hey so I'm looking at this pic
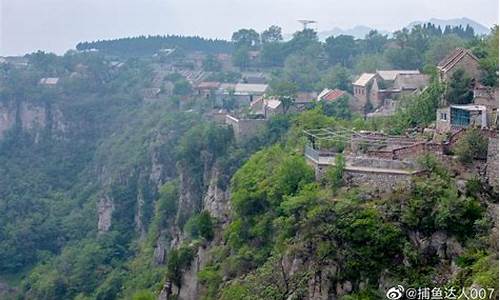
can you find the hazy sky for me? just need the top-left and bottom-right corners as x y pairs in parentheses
(1, 0), (498, 56)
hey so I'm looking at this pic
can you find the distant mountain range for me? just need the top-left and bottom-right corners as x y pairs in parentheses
(407, 17), (490, 35)
(285, 17), (491, 40)
(317, 26), (390, 40)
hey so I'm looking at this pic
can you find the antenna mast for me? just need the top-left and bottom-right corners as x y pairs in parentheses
(298, 20), (317, 30)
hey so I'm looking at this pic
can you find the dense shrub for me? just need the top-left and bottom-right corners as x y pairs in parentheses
(454, 128), (488, 163)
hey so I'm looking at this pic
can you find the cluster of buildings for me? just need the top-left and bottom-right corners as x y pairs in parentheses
(351, 48), (498, 134)
(301, 47), (499, 191)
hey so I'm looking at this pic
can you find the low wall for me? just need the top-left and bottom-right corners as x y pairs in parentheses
(225, 115), (266, 141)
(344, 169), (414, 192)
(348, 156), (417, 170)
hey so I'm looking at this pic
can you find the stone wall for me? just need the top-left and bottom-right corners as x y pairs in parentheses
(348, 156), (418, 170)
(344, 169), (414, 192)
(306, 156), (420, 192)
(487, 136), (499, 190)
(225, 115), (266, 142)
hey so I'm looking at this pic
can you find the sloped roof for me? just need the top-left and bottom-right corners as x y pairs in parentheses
(234, 83), (269, 94)
(353, 73), (376, 86)
(376, 70), (420, 81)
(265, 99), (282, 109)
(197, 81), (221, 89)
(393, 74), (430, 90)
(318, 88), (346, 101)
(295, 91), (318, 103)
(437, 48), (479, 73)
(219, 83), (236, 91)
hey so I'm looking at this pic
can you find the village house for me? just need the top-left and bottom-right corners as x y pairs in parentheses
(291, 91), (319, 111)
(240, 72), (268, 84)
(195, 81), (221, 99)
(249, 97), (283, 118)
(352, 70), (427, 113)
(436, 104), (487, 133)
(226, 83), (269, 105)
(437, 48), (481, 82)
(39, 77), (60, 86)
(225, 114), (267, 142)
(317, 88), (351, 102)
(473, 83), (499, 128)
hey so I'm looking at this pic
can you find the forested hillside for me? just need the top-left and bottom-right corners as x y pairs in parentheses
(76, 35), (233, 57)
(0, 23), (498, 300)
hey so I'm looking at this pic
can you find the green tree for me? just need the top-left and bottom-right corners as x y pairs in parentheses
(479, 25), (499, 87)
(454, 128), (488, 163)
(384, 47), (422, 69)
(283, 53), (320, 91)
(261, 25), (283, 43)
(173, 79), (192, 96)
(232, 29), (260, 49)
(363, 30), (388, 53)
(445, 69), (474, 104)
(325, 154), (345, 192)
(185, 211), (214, 241)
(270, 80), (298, 114)
(424, 35), (464, 65)
(321, 96), (352, 120)
(318, 65), (351, 91)
(202, 54), (222, 72)
(232, 47), (250, 70)
(325, 35), (357, 67)
(132, 290), (155, 300)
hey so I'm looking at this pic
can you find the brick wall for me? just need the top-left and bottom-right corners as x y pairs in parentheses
(444, 54), (481, 81)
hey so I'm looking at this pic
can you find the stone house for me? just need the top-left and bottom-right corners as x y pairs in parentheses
(231, 83), (269, 105)
(250, 97), (283, 118)
(437, 48), (481, 82)
(225, 114), (266, 141)
(241, 72), (267, 84)
(352, 70), (423, 111)
(436, 104), (487, 133)
(195, 81), (221, 99)
(317, 88), (350, 102)
(473, 84), (499, 128)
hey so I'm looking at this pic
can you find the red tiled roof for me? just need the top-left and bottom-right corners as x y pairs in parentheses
(321, 89), (345, 101)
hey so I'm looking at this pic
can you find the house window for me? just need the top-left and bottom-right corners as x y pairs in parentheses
(440, 113), (447, 121)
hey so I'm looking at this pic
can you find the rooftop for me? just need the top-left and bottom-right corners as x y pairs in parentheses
(353, 73), (376, 86)
(451, 104), (486, 111)
(39, 77), (59, 85)
(234, 83), (269, 94)
(197, 81), (221, 89)
(393, 74), (430, 90)
(376, 70), (420, 81)
(437, 48), (479, 73)
(318, 88), (347, 101)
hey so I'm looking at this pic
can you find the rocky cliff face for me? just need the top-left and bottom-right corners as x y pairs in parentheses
(158, 165), (231, 300)
(0, 101), (66, 140)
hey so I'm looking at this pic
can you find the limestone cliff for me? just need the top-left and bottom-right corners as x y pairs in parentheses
(0, 101), (65, 140)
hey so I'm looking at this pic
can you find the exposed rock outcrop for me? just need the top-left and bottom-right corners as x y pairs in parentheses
(0, 101), (66, 139)
(97, 194), (114, 233)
